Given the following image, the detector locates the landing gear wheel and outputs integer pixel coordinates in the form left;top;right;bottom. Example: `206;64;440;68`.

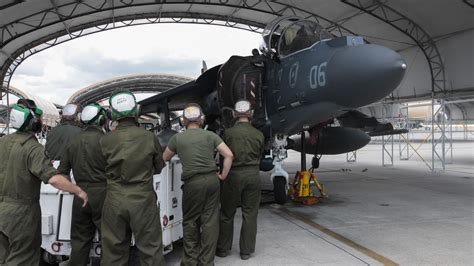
273;176;288;205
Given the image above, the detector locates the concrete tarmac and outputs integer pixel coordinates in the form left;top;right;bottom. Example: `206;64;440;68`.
165;142;473;265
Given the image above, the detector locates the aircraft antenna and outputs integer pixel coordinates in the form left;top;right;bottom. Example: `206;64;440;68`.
201;60;208;74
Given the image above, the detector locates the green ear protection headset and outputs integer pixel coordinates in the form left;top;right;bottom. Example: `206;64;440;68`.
15;99;43;132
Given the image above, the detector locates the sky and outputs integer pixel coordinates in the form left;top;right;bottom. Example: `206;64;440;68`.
10;23;262;105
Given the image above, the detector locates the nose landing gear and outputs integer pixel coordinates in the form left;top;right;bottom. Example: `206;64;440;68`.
271;134;290;205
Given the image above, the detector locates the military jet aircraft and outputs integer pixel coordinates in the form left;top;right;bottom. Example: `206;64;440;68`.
140;17;407;204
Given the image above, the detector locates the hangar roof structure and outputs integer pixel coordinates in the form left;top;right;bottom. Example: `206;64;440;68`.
67;73;192;105
0;0;473;116
1;85;60;126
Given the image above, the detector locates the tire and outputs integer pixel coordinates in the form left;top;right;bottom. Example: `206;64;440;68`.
273;176;288;205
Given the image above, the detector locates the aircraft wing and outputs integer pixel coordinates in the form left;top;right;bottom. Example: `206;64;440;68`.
140;65;221;114
337;110;408;136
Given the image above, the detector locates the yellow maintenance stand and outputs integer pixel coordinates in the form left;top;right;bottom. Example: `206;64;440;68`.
290;170;326;205
289;131;327;205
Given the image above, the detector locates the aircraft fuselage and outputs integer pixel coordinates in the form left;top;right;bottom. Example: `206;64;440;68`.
264;36;406;136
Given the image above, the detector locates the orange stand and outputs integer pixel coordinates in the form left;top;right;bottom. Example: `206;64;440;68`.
290;170;327;205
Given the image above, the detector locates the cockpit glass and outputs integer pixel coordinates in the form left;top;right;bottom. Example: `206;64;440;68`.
260;17;332;58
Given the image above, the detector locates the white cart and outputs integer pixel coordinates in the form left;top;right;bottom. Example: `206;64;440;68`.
40;157;183;264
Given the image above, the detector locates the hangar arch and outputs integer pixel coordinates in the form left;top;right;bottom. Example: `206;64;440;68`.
1;85;60;127
68;73;193;105
0;0;360;99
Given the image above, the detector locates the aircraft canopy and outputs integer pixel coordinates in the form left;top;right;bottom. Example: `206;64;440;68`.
260;17;332;57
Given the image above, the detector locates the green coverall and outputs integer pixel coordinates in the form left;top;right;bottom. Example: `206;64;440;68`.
0;132;57;265
216;122;264;256
167;128;223;266
58;127;107;266
100;119;165;265
46;121;82;160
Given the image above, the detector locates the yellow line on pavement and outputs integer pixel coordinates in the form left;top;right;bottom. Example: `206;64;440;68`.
274;206;399;266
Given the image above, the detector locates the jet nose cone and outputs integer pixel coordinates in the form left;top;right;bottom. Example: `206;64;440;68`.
327;44;406;108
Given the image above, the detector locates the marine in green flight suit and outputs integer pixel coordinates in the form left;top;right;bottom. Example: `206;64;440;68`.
0;99;87;266
216;100;265;260
100;91;166;265
163;103;234;266
45;103;82;160
58;103;108;266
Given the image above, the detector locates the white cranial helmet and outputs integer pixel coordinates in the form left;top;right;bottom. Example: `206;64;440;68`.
183;104;203;122
81;105;99;122
80;103;105;125
109;91;139;120
234;100;252;114
62;103;79;116
10;105;30;129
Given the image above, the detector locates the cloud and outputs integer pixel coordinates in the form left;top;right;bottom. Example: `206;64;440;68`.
10;23;261;105
64;50;201;78
14;62;44;77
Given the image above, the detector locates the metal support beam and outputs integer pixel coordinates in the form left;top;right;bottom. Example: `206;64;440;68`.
445;98;474;105
382;104;394;166
382;134;394;167
398;103;409;160
463;121;469;141
346;151;357;163
0;0;356;48
0;81;11;133
49;0;73;38
431;96;447;171
446;116;453;164
5;86;8;132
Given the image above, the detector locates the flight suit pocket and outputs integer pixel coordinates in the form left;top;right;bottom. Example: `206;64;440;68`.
139;193;159;212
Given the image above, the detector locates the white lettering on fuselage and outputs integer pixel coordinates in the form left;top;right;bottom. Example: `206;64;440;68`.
289;62;299;88
309;62;327;89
